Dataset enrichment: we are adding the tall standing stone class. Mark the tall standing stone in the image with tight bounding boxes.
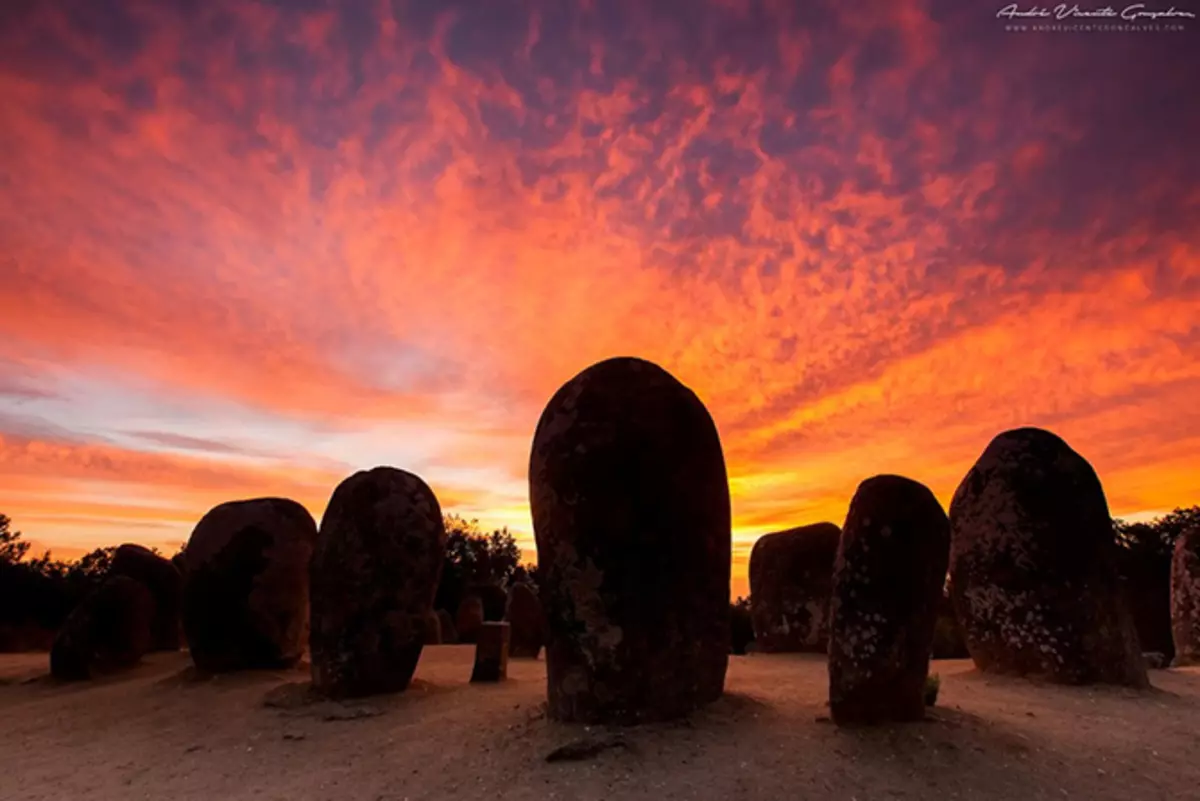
[828,475,950,725]
[949,428,1147,687]
[51,576,154,681]
[182,498,316,672]
[456,595,485,644]
[749,523,840,652]
[530,357,731,724]
[310,467,446,699]
[110,544,183,651]
[1171,527,1200,666]
[506,582,546,658]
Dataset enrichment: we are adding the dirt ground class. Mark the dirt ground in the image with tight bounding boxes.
[2,647,1199,801]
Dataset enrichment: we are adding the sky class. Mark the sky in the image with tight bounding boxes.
[1,0,1197,598]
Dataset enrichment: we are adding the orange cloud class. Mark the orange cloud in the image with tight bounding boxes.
[0,1,1196,598]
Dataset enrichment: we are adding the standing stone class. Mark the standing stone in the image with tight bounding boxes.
[310,467,446,699]
[51,576,154,681]
[931,586,969,659]
[182,498,316,672]
[110,544,183,651]
[456,595,485,644]
[530,357,731,724]
[506,583,546,658]
[470,621,511,682]
[1171,527,1200,666]
[436,609,459,644]
[730,603,755,655]
[749,523,840,652]
[828,475,949,725]
[949,428,1148,687]
[474,584,508,622]
[422,610,443,645]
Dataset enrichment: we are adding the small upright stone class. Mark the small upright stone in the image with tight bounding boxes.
[310,467,446,699]
[110,544,183,651]
[749,523,840,652]
[828,475,950,725]
[51,576,154,681]
[949,428,1147,687]
[506,583,546,659]
[182,498,317,672]
[436,609,459,644]
[531,357,731,724]
[456,595,485,644]
[1171,527,1200,666]
[470,621,511,682]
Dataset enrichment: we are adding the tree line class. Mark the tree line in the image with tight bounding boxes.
[0,512,533,652]
[2,506,1196,654]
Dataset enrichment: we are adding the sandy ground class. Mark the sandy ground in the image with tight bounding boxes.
[2,648,1199,801]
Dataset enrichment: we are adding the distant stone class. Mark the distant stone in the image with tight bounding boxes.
[949,428,1148,687]
[531,357,731,724]
[749,523,840,652]
[828,475,950,725]
[506,583,546,659]
[51,576,154,681]
[730,603,755,656]
[473,584,508,622]
[422,610,442,645]
[456,595,485,644]
[110,544,183,651]
[310,467,446,699]
[436,609,458,644]
[1171,526,1200,666]
[1143,651,1168,670]
[931,587,969,660]
[470,621,511,682]
[182,497,317,672]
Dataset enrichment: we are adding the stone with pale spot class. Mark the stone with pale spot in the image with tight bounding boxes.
[949,428,1147,687]
[1171,526,1200,666]
[530,357,731,724]
[828,475,950,725]
[183,498,316,672]
[310,467,446,699]
[749,523,840,653]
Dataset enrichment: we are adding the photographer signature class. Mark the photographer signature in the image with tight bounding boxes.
[997,3,1196,20]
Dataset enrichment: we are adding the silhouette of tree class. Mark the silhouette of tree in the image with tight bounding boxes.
[1114,505,1200,659]
[0,514,29,564]
[731,595,755,655]
[434,515,523,613]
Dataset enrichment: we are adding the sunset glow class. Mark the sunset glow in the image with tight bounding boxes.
[2,1,1197,597]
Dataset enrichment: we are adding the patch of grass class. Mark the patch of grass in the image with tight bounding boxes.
[924,673,941,707]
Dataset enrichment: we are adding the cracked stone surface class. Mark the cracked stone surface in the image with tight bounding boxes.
[749,523,840,653]
[1171,526,1200,666]
[828,475,949,725]
[183,498,317,673]
[310,467,446,699]
[948,427,1147,687]
[530,357,731,724]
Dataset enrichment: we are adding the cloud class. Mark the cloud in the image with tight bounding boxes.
[0,0,1196,587]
